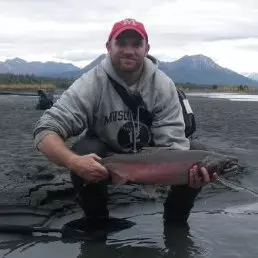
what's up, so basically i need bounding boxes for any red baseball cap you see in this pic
[108,18,148,41]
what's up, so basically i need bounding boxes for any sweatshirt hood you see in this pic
[101,54,158,88]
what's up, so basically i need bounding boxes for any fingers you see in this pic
[211,172,218,182]
[189,165,195,186]
[189,165,201,189]
[88,153,102,161]
[199,167,210,183]
[82,153,107,172]
[93,161,109,176]
[74,153,109,182]
[188,165,218,188]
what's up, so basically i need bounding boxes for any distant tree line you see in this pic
[0,73,75,89]
[176,82,254,92]
[51,78,75,89]
[0,73,41,84]
[0,73,255,91]
[211,84,249,91]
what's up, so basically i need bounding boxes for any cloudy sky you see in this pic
[0,0,257,73]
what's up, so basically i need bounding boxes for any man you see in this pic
[36,89,54,110]
[33,18,217,226]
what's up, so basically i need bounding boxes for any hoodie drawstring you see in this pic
[130,106,140,153]
[137,106,140,145]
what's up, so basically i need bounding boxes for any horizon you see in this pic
[0,0,257,73]
[0,53,257,77]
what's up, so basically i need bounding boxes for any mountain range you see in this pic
[243,72,258,82]
[158,55,258,86]
[0,58,79,77]
[1,55,257,87]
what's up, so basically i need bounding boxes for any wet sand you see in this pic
[1,93,258,257]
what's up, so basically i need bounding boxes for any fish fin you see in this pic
[105,164,129,185]
[111,173,128,185]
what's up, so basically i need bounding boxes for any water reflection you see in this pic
[76,221,201,258]
[0,215,206,258]
[163,223,195,257]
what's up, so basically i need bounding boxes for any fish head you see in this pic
[201,154,239,176]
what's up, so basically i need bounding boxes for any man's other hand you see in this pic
[188,165,217,188]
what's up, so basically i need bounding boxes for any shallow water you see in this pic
[0,93,258,258]
[1,205,258,258]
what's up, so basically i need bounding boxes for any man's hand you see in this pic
[188,165,218,188]
[67,153,109,182]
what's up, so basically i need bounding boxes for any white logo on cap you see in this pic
[122,18,136,26]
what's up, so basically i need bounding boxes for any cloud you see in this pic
[0,0,257,72]
[235,39,258,51]
[240,44,258,51]
[0,0,173,24]
[55,50,103,62]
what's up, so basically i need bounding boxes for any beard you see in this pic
[112,55,144,73]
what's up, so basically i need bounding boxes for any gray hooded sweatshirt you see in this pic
[33,54,190,153]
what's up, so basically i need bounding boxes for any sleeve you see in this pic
[151,77,190,150]
[33,72,99,148]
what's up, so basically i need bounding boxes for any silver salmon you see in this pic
[101,148,239,185]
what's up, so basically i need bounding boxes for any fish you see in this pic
[101,148,239,185]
